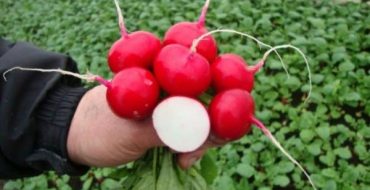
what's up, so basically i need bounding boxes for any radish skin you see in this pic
[108,0,161,72]
[154,44,211,97]
[197,0,211,28]
[152,97,210,152]
[163,0,217,63]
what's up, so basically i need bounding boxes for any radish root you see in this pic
[261,45,312,102]
[2,67,111,88]
[113,0,129,38]
[251,117,317,190]
[197,0,211,28]
[190,29,290,78]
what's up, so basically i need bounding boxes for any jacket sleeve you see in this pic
[0,38,89,179]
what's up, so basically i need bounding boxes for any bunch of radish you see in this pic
[3,0,316,189]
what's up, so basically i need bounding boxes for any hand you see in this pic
[67,85,225,169]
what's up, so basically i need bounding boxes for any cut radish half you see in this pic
[152,96,210,152]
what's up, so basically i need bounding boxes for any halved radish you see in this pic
[152,96,210,152]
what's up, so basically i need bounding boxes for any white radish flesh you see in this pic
[152,97,210,152]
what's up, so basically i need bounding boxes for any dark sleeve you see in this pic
[0,38,89,179]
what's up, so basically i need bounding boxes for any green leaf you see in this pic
[320,151,336,166]
[339,62,355,72]
[307,142,322,156]
[276,161,295,174]
[334,147,352,159]
[82,177,93,190]
[4,180,22,190]
[101,179,121,190]
[200,152,218,184]
[156,152,182,190]
[251,142,265,152]
[344,92,362,102]
[323,180,337,190]
[308,17,326,29]
[321,168,338,179]
[236,163,255,178]
[300,129,315,142]
[215,175,236,190]
[316,126,331,140]
[272,175,290,187]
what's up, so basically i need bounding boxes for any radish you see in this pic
[152,96,210,152]
[163,0,217,63]
[108,0,161,73]
[106,67,160,120]
[3,67,159,120]
[211,54,255,92]
[153,44,211,97]
[209,89,254,140]
[209,89,316,189]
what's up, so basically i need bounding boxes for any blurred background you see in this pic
[0,0,369,189]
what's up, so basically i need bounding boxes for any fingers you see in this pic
[201,134,228,149]
[177,148,206,169]
[176,134,227,169]
[133,119,165,149]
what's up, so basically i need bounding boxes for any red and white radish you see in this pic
[152,96,210,152]
[108,0,161,73]
[153,44,211,97]
[106,67,160,120]
[163,0,217,63]
[209,89,316,189]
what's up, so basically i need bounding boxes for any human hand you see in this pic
[67,85,225,169]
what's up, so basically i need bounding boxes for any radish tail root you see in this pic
[113,0,129,38]
[250,117,317,190]
[197,0,211,28]
[190,29,290,77]
[262,45,312,103]
[2,67,111,88]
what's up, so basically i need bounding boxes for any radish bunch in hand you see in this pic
[4,0,316,189]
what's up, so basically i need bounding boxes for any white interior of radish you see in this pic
[152,96,210,152]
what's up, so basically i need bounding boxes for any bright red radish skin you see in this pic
[154,44,211,97]
[106,67,159,120]
[164,22,217,63]
[108,31,161,72]
[163,0,217,62]
[152,96,210,152]
[108,0,162,73]
[209,89,254,140]
[211,54,255,92]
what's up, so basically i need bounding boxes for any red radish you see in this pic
[209,89,316,189]
[163,0,217,63]
[211,54,255,93]
[154,44,211,97]
[108,0,161,73]
[152,96,210,152]
[209,89,254,140]
[106,67,160,120]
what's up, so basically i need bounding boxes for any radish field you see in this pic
[0,0,369,189]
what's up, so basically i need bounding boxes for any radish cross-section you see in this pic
[152,97,210,152]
